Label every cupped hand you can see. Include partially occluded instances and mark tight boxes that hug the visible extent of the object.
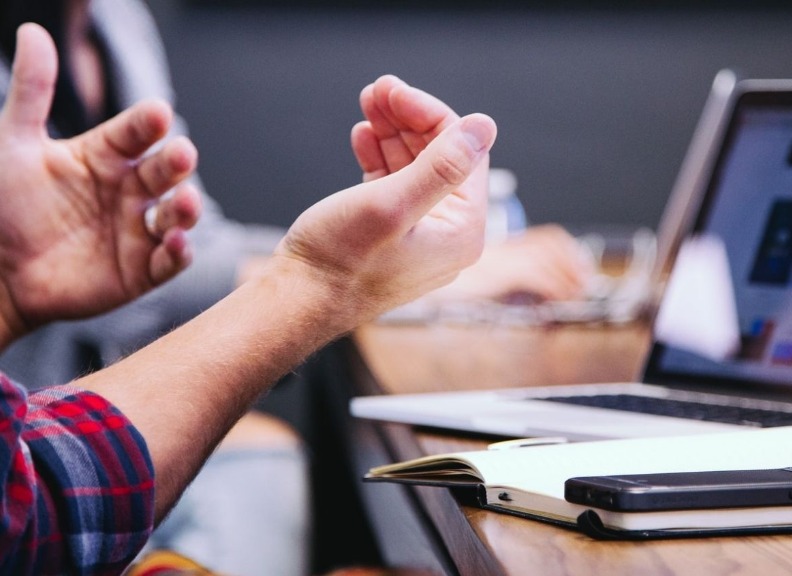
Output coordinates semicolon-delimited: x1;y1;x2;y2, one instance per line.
351;76;596;305
0;23;201;341
276;112;497;327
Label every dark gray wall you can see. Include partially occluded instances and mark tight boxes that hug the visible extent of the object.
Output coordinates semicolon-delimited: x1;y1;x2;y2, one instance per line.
147;3;792;232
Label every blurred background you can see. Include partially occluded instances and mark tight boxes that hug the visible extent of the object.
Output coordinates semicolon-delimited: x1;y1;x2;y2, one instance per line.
144;0;792;235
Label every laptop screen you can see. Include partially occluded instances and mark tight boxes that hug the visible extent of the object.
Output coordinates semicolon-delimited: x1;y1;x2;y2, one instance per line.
648;88;792;390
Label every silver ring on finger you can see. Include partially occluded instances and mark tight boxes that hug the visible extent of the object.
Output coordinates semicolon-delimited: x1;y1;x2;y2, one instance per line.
144;202;162;241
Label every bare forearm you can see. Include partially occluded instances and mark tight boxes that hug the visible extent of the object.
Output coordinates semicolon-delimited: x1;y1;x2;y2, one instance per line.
78;256;352;521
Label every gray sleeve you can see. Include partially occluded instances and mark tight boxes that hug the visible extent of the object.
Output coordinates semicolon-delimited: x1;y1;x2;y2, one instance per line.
142;110;286;325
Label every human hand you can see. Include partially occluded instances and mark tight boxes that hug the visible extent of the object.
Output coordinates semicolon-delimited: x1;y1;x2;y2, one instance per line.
275;108;496;327
350;76;598;305
426;224;597;304
0;23;201;343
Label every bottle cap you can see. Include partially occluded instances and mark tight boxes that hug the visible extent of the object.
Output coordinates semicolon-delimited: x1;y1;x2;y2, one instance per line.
488;167;518;200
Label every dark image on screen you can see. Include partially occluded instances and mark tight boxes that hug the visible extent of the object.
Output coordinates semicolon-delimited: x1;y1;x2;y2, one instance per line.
749;199;792;285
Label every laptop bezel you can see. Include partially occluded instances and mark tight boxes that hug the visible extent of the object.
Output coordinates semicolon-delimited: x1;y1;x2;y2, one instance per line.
643;77;792;400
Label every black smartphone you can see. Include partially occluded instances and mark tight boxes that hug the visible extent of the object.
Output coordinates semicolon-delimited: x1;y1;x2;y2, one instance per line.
564;468;792;512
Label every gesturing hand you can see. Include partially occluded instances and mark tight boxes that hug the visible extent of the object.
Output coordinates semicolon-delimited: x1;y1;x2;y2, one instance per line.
352;75;598;305
277;103;496;327
0;23;201;343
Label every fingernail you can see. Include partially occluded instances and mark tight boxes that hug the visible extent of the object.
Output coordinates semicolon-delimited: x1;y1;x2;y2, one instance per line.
462;116;494;152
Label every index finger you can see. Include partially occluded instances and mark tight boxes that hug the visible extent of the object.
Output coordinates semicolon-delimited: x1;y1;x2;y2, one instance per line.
363;76;460;169
84;99;174;160
387;83;458;136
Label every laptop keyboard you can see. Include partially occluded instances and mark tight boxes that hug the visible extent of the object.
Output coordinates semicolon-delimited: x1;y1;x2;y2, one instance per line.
540;394;792;428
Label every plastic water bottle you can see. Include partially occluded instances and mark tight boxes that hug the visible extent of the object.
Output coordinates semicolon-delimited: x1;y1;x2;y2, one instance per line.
486;167;527;243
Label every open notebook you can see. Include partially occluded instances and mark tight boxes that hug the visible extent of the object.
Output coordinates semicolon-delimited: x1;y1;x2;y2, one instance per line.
352;71;792;442
364;426;792;539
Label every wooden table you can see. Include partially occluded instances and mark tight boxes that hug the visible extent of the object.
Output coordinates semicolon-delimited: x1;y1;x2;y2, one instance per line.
345;320;792;576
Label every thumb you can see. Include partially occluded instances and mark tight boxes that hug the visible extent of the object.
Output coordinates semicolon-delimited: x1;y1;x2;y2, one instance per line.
378;113;497;228
0;23;57;135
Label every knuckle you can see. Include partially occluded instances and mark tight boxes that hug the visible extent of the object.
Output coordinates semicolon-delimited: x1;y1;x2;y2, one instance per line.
429;148;469;186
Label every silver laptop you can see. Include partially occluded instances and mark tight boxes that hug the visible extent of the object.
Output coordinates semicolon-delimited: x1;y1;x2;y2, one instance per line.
351;71;792;442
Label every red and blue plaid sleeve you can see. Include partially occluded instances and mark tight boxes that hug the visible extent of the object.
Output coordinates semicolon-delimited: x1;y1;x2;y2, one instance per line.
0;373;154;575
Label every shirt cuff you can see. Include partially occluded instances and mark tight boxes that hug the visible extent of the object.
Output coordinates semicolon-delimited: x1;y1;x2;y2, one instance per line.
25;385;155;572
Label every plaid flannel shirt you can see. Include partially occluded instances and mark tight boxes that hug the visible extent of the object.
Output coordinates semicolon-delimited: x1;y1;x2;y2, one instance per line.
0;373;154;575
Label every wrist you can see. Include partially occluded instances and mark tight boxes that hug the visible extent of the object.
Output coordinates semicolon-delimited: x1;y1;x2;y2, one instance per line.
0;280;27;350
246;254;361;344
